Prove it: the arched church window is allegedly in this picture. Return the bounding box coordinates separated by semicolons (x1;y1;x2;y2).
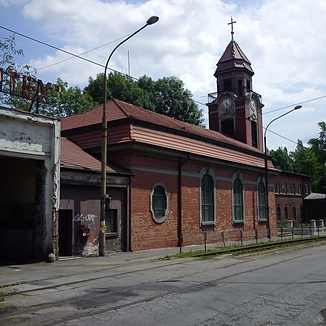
232;173;244;222
199;166;216;225
258;181;266;221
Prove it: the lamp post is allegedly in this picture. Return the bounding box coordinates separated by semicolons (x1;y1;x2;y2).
264;105;302;239
99;16;159;256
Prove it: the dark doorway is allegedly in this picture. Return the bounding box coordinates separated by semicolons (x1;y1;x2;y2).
59;210;73;256
0;156;37;262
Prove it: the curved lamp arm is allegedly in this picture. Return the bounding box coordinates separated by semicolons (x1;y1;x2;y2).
99;16;159;256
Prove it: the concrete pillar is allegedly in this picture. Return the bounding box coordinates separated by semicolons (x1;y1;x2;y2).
310;220;316;235
287;219;293;232
318;219;324;230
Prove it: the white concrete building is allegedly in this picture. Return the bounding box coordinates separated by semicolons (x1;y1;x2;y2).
0;107;60;262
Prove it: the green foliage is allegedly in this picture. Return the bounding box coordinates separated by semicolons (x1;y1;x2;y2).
269;147;294;172
269;122;326;194
0;34;32;74
35;78;98;117
307;122;326;193
277;219;288;228
85;72;204;126
1;35;202;124
277;219;305;228
0;34;35;107
290;140;317;176
290;138;325;193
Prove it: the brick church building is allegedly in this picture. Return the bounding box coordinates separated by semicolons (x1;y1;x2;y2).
59;31;308;256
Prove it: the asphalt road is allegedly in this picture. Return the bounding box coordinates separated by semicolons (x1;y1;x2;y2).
1;244;326;325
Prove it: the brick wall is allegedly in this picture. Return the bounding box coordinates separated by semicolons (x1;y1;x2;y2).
119;151;275;251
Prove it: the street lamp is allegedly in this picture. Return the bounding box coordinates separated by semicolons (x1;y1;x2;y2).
99;16;159;256
264;105;302;239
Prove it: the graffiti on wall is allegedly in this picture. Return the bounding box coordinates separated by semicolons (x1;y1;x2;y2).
74;213;98;256
73;213;96;223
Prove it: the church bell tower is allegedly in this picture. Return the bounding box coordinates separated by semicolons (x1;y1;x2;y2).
207;17;264;150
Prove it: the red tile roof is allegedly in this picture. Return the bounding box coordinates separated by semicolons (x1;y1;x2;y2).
60;99;276;171
215;41;254;74
61;99;261;154
131;126;272;169
61;137;130;174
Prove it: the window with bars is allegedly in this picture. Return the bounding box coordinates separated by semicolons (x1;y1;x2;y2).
105;209;117;233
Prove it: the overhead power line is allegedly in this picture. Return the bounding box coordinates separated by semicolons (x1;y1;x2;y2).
264;95;326;115
0;25;127;74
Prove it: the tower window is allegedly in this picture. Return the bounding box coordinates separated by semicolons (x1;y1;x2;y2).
238;80;243;96
246;79;251;92
224;79;232;91
221;119;234;134
251;121;258;148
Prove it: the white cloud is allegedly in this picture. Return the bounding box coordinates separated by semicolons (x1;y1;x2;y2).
1;0;326;151
0;0;27;6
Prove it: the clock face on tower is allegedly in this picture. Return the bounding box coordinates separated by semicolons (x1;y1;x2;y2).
219;96;234;117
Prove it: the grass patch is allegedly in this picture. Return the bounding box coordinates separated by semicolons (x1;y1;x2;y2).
159;237;326;260
0;288;17;297
277;219;310;228
160;244;250;260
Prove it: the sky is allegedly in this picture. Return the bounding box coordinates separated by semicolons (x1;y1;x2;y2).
0;0;325;152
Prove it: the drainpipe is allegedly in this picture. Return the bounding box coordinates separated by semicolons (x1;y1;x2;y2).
178;154;191;253
127;175;132;252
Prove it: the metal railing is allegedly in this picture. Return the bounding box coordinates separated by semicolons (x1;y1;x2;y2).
206;88;262;104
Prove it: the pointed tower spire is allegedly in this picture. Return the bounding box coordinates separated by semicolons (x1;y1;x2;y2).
228;17;236;41
207;18;264;150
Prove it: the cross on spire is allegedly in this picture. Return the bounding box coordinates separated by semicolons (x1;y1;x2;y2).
228;17;236;41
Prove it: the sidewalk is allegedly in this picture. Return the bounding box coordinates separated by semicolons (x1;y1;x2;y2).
0;243;214;297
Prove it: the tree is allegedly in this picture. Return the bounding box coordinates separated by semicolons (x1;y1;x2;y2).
0;34;35;107
84;72;204;126
269;130;326;193
290;140;316;176
269;147;294;172
307;122;326;193
32;78;98;117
